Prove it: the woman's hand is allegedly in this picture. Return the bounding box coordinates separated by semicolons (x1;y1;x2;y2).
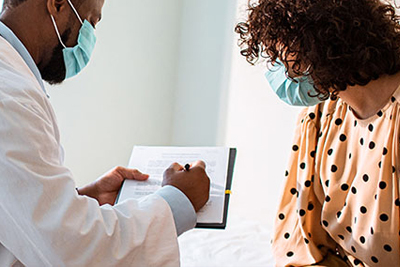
77;166;149;205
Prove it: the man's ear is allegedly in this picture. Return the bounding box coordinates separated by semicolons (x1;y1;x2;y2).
46;0;68;15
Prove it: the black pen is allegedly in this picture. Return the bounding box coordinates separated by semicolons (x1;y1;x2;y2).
184;164;190;171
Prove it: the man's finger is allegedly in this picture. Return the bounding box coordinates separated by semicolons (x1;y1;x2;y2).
169;162;184;172
116;166;149;181
163;162;184;178
191;160;206;170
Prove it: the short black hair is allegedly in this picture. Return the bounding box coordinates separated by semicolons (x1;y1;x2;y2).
3;0;27;9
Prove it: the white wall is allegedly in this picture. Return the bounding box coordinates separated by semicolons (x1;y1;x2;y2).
223;1;302;225
50;0;183;186
171;0;237;146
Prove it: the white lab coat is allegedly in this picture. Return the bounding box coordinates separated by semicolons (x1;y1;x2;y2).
0;36;180;267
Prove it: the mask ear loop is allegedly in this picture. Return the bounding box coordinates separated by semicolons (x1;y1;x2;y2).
66;0;83;25
50;15;67;49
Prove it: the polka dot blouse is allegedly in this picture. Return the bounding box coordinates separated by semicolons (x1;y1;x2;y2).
272;90;400;266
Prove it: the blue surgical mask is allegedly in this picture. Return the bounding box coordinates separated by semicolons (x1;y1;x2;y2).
50;0;96;79
265;60;322;106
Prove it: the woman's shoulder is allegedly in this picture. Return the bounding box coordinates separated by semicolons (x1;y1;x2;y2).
297;97;341;128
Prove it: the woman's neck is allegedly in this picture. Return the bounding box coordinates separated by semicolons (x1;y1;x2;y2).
338;72;400;120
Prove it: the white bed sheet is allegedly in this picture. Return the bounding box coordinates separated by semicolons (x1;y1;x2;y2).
179;216;276;267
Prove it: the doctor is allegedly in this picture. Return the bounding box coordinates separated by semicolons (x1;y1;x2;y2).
0;0;210;266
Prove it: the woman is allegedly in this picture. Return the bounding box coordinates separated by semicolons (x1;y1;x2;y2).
236;0;400;266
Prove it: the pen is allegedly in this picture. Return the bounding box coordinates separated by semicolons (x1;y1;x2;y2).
184;164;190;171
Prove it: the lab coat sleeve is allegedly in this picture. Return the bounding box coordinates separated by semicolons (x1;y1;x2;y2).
0;96;182;266
155;186;197;236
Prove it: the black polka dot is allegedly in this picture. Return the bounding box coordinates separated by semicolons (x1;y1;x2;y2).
354;120;357;127
354;259;362;265
392;96;396;102
341;184;349;191
335;118;343;125
378;161;382;168
340;134;347;142
351;187;357;194
285;170;289;176
304;180;311;187
286;251;294;257
337;211;342;218
307;203;314;211
290;188;297;195
304;238;309;244
392;166;396;173
379;181;387;189
322;220;329;227
310;150;315;158
368;124;374;132
300;162;306;169
284;232;290;239
325;180;330;187
369;141;375;149
377;110;383;117
374;194;378;200
311;175;315;182
380;213;389;222
395;198;400;206
292;145;299;151
309;113;316;119
338;234;344;240
371;227;374;235
299;209;306;216
349;153;352;159
331;165;338;172
371;256;379;263
325;195;331;202
279;213;285;220
360;206;367;214
327;149;333;155
384;244;392;252
363;174;369;182
360;138;364;145
346;226;352;233
360;236;365;244
308;233;312;238
351;246;356;253
383;147;388;155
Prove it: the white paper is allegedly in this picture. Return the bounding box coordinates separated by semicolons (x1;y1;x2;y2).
117;146;230;224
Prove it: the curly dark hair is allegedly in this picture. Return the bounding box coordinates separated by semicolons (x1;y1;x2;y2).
235;0;400;99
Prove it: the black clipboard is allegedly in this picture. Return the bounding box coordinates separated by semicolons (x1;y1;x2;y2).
195;148;237;229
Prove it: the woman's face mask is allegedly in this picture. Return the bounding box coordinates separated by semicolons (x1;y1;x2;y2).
265;60;323;106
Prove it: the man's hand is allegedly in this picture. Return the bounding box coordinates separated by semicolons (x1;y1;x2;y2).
162;161;210;212
77;166;149;206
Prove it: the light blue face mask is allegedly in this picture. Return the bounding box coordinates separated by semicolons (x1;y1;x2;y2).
265;60;322;106
50;0;96;79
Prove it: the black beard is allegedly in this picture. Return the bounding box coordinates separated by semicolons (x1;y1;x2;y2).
40;28;71;85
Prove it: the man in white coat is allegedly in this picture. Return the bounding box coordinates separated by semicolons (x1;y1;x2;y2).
0;0;210;266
